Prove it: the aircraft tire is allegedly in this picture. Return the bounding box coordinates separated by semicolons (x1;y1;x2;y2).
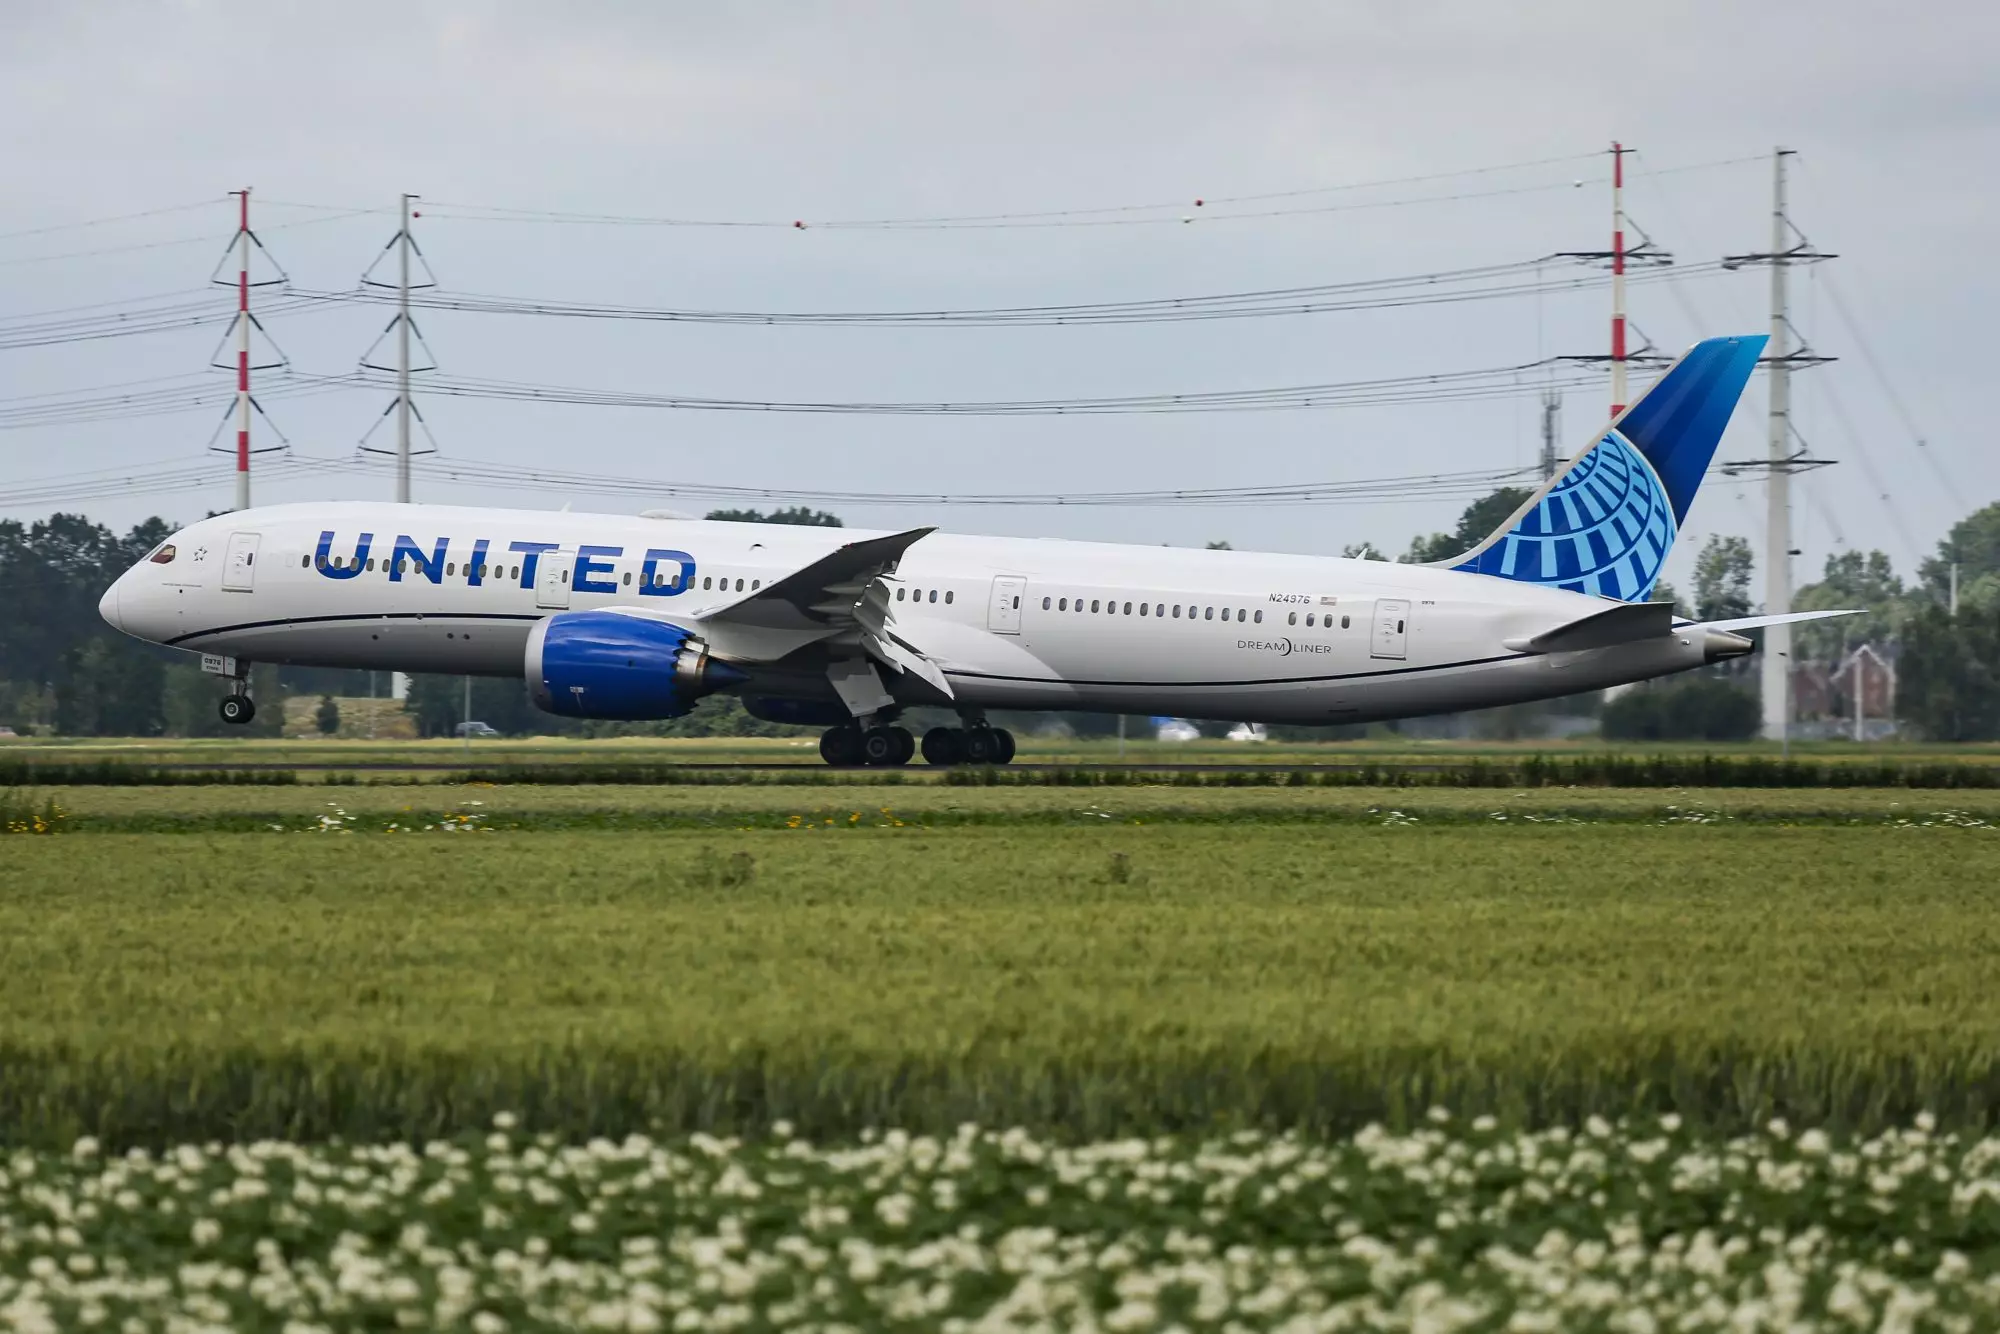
992;727;1016;764
819;726;862;767
891;726;916;765
921;727;963;766
962;727;1001;765
860;726;907;767
219;695;256;726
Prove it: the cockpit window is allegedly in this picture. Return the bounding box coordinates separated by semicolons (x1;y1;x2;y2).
147;544;177;565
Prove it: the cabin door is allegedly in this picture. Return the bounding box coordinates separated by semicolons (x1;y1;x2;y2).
1369;598;1410;660
534;550;573;609
986;576;1026;634
222;532;260;592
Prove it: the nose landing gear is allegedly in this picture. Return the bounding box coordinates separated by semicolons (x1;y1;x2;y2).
218;691;257;726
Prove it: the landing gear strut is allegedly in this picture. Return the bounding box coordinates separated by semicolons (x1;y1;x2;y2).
920;724;1015;767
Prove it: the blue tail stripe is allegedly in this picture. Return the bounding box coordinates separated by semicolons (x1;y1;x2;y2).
1612;335;1766;525
1450;334;1765;603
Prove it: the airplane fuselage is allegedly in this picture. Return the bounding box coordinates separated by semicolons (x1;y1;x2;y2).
103;501;1724;726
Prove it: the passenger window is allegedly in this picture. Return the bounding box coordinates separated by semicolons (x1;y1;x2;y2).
1204;607;1213;620
944;590;953;604
315;555;326;569
702;577;712;590
1058;597;1067;611
446;562;456;576
300;555;309;568
510;566;520;581
1307;613;1316;627
1238;609;1247;622
897;588;906;601
1342;615;1352;629
1155;604;1165;617
928;589;938;604
1043;597;1052;610
1122;602;1131;614
1172;605;1181;618
736;578;746;592
622;572;632;586
1091;600;1100;613
753;580;761;590
1139;603;1148;616
1254;610;1263;624
1288;612;1296;626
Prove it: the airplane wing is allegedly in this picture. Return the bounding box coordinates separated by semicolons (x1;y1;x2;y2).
689;526;954;697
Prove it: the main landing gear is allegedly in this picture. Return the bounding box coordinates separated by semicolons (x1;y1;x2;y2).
816;722;1017;767
218;690;257;726
819;723;914;767
919;724;1015;767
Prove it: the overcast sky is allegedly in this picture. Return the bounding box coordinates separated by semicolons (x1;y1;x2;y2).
3;1;1992;603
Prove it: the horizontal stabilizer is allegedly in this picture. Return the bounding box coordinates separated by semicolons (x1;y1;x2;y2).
1688;608;1863;634
1505;599;1674;654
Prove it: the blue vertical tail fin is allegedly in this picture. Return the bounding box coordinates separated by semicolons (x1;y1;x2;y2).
1448;334;1766;601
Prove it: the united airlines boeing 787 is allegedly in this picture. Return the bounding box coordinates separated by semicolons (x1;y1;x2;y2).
100;335;1851;765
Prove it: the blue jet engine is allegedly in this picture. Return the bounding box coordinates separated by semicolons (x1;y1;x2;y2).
526;609;745;719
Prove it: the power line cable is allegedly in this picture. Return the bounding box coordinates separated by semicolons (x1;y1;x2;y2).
0;199;221;245
294;259;1720;330
379;358;1600;418
1818;268;1962;508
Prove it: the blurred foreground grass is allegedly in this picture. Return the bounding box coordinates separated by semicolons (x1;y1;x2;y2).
3;817;1998;1145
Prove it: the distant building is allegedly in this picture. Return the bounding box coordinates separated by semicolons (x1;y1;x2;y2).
1792;643;1898;740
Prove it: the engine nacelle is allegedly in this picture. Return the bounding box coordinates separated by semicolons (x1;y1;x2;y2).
526;609;744;719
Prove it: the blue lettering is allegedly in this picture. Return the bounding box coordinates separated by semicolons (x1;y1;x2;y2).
508;540;558;588
467;538;490;586
314;530;372;581
639;548;695;597
575;545;623;595
390;535;448;584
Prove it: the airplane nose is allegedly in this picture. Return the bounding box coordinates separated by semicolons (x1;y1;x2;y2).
99;580;123;632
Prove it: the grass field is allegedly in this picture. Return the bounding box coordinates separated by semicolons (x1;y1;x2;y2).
6;779;2000;1328
4;786;1998;1148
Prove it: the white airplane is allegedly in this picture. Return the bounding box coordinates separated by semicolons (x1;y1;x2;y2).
101;335;1851;766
